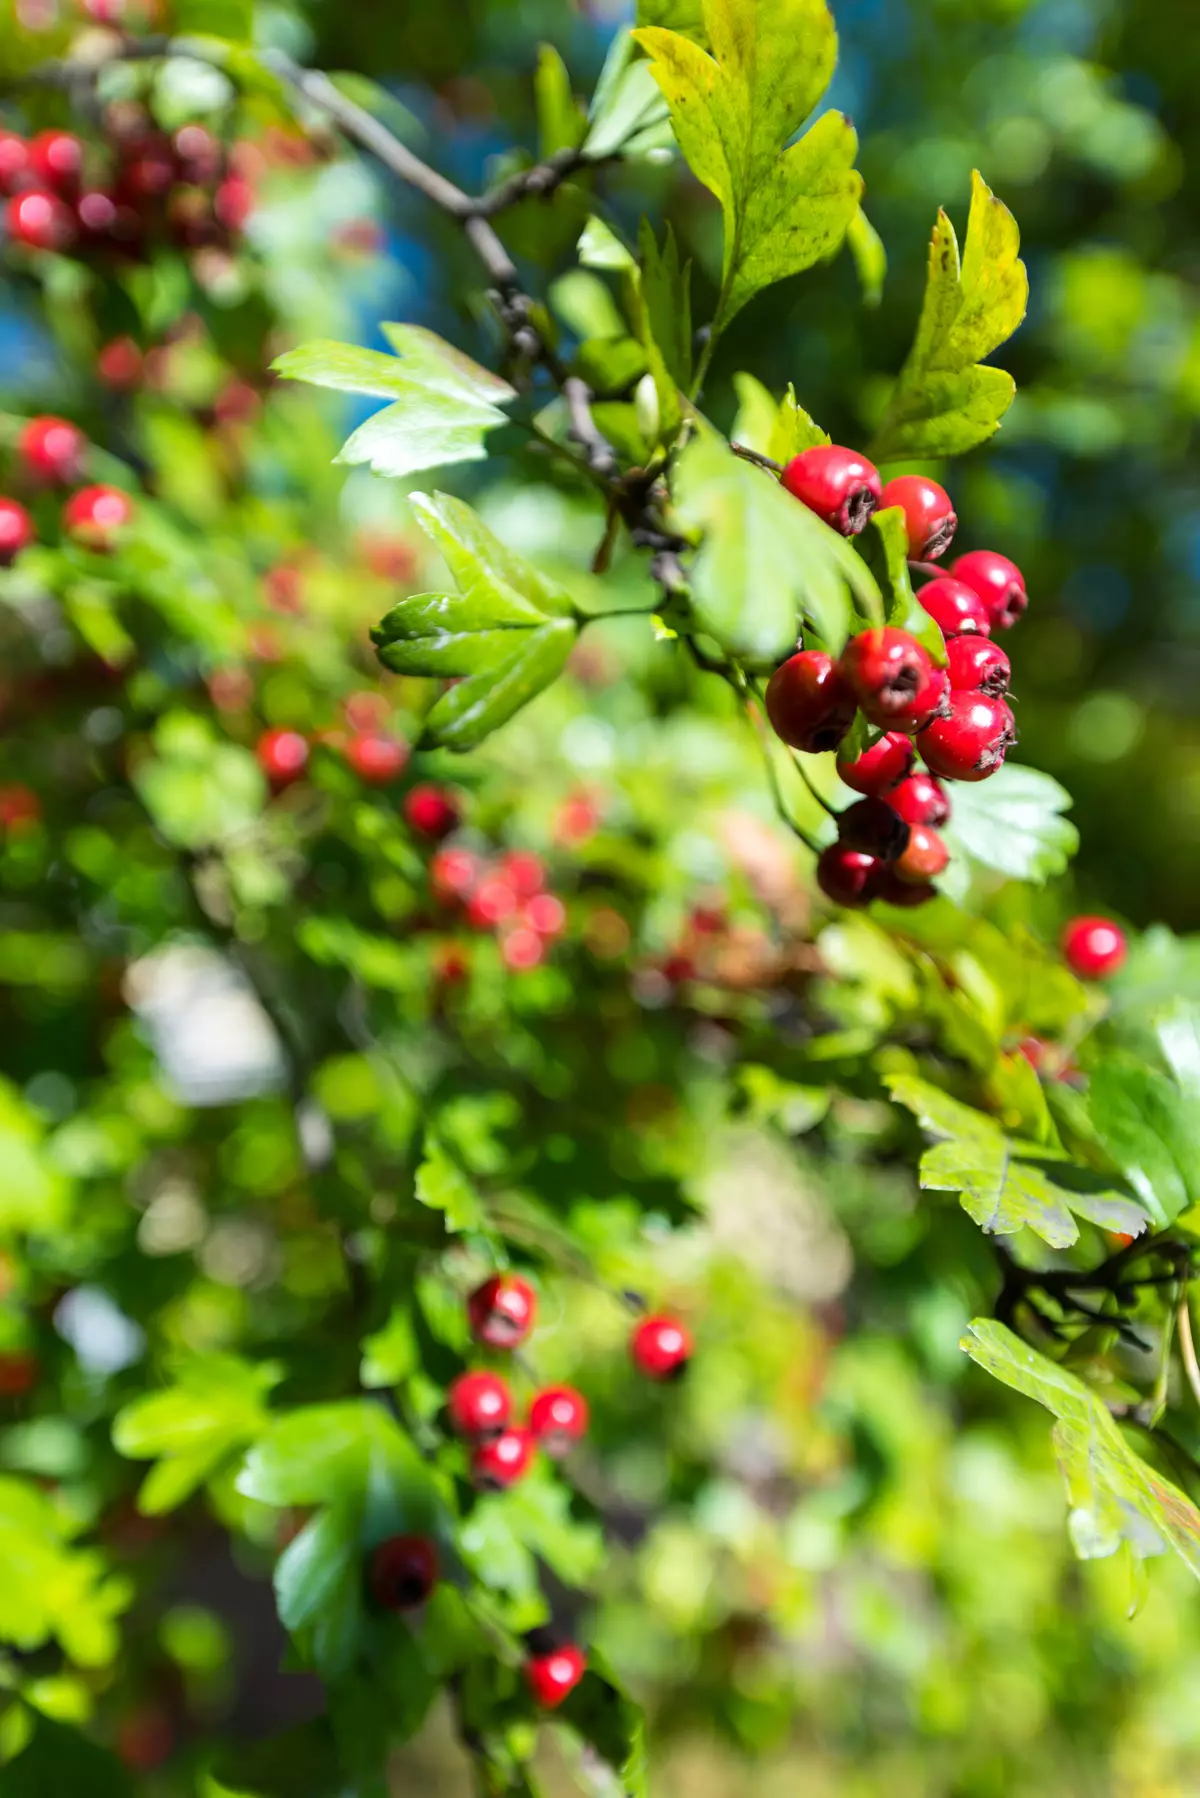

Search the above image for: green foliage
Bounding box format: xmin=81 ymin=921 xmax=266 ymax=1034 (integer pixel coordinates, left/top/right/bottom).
xmin=112 ymin=1356 xmax=281 ymax=1514
xmin=0 ymin=1478 xmax=130 ymax=1669
xmin=944 ymin=763 xmax=1080 ymax=886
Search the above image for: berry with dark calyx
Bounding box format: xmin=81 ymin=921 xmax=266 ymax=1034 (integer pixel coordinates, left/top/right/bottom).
xmin=631 ymin=1313 xmax=692 ymax=1380
xmin=837 ymin=730 xmax=914 ymax=796
xmin=448 ymin=1370 xmax=512 ymax=1440
xmin=0 ymin=132 xmax=29 ymax=195
xmin=529 ymin=1386 xmax=589 ymax=1458
xmin=368 ymin=1534 xmax=438 ymax=1610
xmin=256 ymin=727 xmax=309 ymax=787
xmin=0 ymin=498 xmax=34 ymax=565
xmin=1062 ymin=916 xmax=1127 ymax=981
xmin=526 ymin=1644 xmax=587 ymax=1708
xmin=893 ymin=824 xmax=949 ymax=883
xmin=875 ymin=868 xmax=937 ymax=908
xmin=917 ymin=576 xmax=991 ymax=638
xmin=888 ymin=664 xmax=951 ymax=735
xmin=20 ymin=415 xmax=85 ymax=486
xmin=471 ymin=1425 xmax=535 ymax=1490
xmin=817 ymin=844 xmax=880 ymax=907
xmin=880 ymin=475 xmax=957 ymax=560
xmin=765 ymin=650 xmax=857 ymax=753
xmin=840 ymin=628 xmax=934 ymax=728
xmin=7 ymin=189 xmax=76 ymax=252
xmin=918 ymin=694 xmax=1016 ymax=782
xmin=945 ymin=634 xmax=1011 ymax=696
xmin=837 ymin=797 xmax=910 ymax=863
xmin=404 ymin=782 xmax=460 ymax=839
xmin=27 ymin=131 xmax=84 ymax=197
xmin=889 ymin=771 xmax=950 ymax=828
xmin=345 ymin=732 xmax=408 ymax=783
xmin=467 ymin=1273 xmax=536 ymax=1348
xmin=62 ymin=484 xmax=133 ymax=551
xmin=781 ymin=445 xmax=883 ymax=536
xmin=952 ymin=550 xmax=1028 ymax=631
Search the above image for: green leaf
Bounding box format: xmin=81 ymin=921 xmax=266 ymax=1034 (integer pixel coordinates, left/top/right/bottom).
xmin=860 ymin=507 xmax=946 ymax=662
xmin=274 ymin=1504 xmax=362 ymax=1677
xmin=636 ymin=0 xmax=707 ymax=37
xmin=0 ymin=1080 xmax=69 ymax=1236
xmin=636 ymin=219 xmax=692 ymax=393
xmin=535 ymin=45 xmax=586 ymax=156
xmin=871 ymin=170 xmax=1028 ymax=461
xmin=634 ymin=0 xmax=862 ymax=331
xmin=112 ymin=1355 xmax=280 ymax=1515
xmin=1087 ymin=1059 xmax=1200 ymax=1228
xmin=962 ymin=1320 xmax=1200 ymax=1580
xmin=5 ymin=1717 xmax=133 ymax=1798
xmin=0 ymin=1477 xmax=130 ymax=1669
xmin=943 ymin=763 xmax=1079 ymax=885
xmin=273 ymin=327 xmax=516 ymax=481
xmin=847 ymin=205 xmax=886 ymax=307
xmin=216 ymin=1720 xmax=345 ymax=1798
xmin=414 ymin=1135 xmax=486 ymax=1233
xmin=578 ymin=214 xmax=637 ymax=273
xmin=371 ymin=493 xmax=580 ymax=750
xmin=585 ymin=29 xmax=673 ymax=160
xmin=732 ymin=374 xmax=829 ymax=465
xmin=170 ymin=0 xmax=250 ymax=34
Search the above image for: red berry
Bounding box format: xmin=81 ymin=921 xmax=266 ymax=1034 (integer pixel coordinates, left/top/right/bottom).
xmin=256 ymin=727 xmax=309 ymax=786
xmin=448 ymin=1370 xmax=512 ymax=1440
xmin=76 ymin=189 xmax=142 ymax=250
xmin=765 ymin=650 xmax=857 ymax=754
xmin=1062 ymin=916 xmax=1127 ymax=981
xmin=467 ymin=1274 xmax=536 ymax=1348
xmin=501 ymin=925 xmax=545 ymax=971
xmin=837 ymin=730 xmax=914 ymax=796
xmin=471 ymin=1425 xmax=535 ymax=1490
xmin=945 ymin=635 xmax=1011 ymax=696
xmin=0 ymin=497 xmax=34 ymax=565
xmin=498 ymin=850 xmax=545 ymax=900
xmin=888 ymin=772 xmax=950 ymax=828
xmin=631 ymin=1313 xmax=692 ymax=1379
xmin=781 ymin=445 xmax=882 ymax=536
xmin=20 ymin=415 xmax=85 ymax=486
xmin=838 ymin=797 xmax=910 ymax=863
xmin=0 ymin=1351 xmax=38 ymax=1396
xmin=525 ymin=1644 xmax=587 ymax=1708
xmin=0 ymin=132 xmax=29 ymax=196
xmin=817 ymin=844 xmax=880 ymax=906
xmin=893 ymin=824 xmax=949 ymax=883
xmin=345 ymin=733 xmax=408 ymax=783
xmin=529 ymin=1385 xmax=589 ymax=1457
xmin=880 ymin=474 xmax=957 ymax=560
xmin=918 ymin=694 xmax=1016 ymax=782
xmin=467 ymin=875 xmax=518 ymax=929
xmin=888 ymin=663 xmax=951 ymax=735
xmin=7 ymin=189 xmax=76 ymax=252
xmin=917 ymin=576 xmax=991 ymax=639
xmin=97 ymin=337 xmax=144 ymax=390
xmin=431 ymin=847 xmax=480 ymax=901
xmin=214 ymin=175 xmax=254 ymax=232
xmin=368 ymin=1534 xmax=438 ymax=1610
xmin=874 ymin=868 xmax=937 ymax=908
xmin=952 ymin=550 xmax=1028 ymax=631
xmin=173 ymin=124 xmax=222 ymax=185
xmin=118 ymin=149 xmax=175 ymax=202
xmin=840 ymin=628 xmax=934 ymax=728
xmin=27 ymin=131 xmax=83 ymax=197
xmin=62 ymin=484 xmax=133 ymax=550
xmin=404 ymin=783 xmax=460 ymax=839
xmin=524 ymin=893 xmax=566 ymax=939
xmin=0 ymin=786 xmax=40 ymax=832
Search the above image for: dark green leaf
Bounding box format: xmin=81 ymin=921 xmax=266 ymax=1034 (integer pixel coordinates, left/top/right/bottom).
xmin=216 ymin=1721 xmax=344 ymax=1798
xmin=5 ymin=1718 xmax=133 ymax=1798
xmin=637 ymin=219 xmax=692 ymax=392
xmin=415 ymin=1135 xmax=486 ymax=1233
xmin=847 ymin=205 xmax=886 ymax=306
xmin=535 ymin=46 xmax=586 ymax=156
xmin=1088 ymin=1059 xmax=1200 ymax=1228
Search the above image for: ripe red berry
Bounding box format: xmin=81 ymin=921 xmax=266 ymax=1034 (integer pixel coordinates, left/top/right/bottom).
xmin=0 ymin=498 xmax=34 ymax=565
xmin=837 ymin=731 xmax=914 ymax=796
xmin=893 ymin=824 xmax=949 ymax=883
xmin=817 ymin=844 xmax=880 ymax=906
xmin=27 ymin=131 xmax=84 ymax=197
xmin=917 ymin=576 xmax=991 ymax=638
xmin=448 ymin=1370 xmax=512 ymax=1440
xmin=880 ymin=475 xmax=957 ymax=561
xmin=525 ymin=1644 xmax=587 ymax=1708
xmin=214 ymin=175 xmax=254 ymax=232
xmin=781 ymin=445 xmax=882 ymax=536
xmin=945 ymin=635 xmax=1011 ymax=696
xmin=874 ymin=868 xmax=936 ymax=908
xmin=1062 ymin=916 xmax=1127 ymax=980
xmin=345 ymin=733 xmax=408 ymax=783
xmin=19 ymin=415 xmax=85 ymax=486
xmin=173 ymin=124 xmax=222 ymax=185
xmin=840 ymin=628 xmax=934 ymax=728
xmin=951 ymin=550 xmax=1028 ymax=631
xmin=0 ymin=786 xmax=40 ymax=832
xmin=7 ymin=188 xmax=76 ymax=252
xmin=256 ymin=727 xmax=309 ymax=786
xmin=467 ymin=875 xmax=518 ymax=929
xmin=0 ymin=132 xmax=29 ymax=196
xmin=631 ymin=1313 xmax=692 ymax=1379
xmin=918 ymin=694 xmax=1016 ymax=782
xmin=467 ymin=1274 xmax=536 ymax=1348
xmin=888 ymin=663 xmax=951 ymax=735
xmin=529 ymin=1386 xmax=589 ymax=1457
xmin=837 ymin=797 xmax=910 ymax=863
xmin=62 ymin=484 xmax=133 ymax=550
xmin=501 ymin=924 xmax=545 ymax=971
xmin=404 ymin=783 xmax=460 ymax=839
xmin=0 ymin=1350 xmax=38 ymax=1396
xmin=523 ymin=893 xmax=566 ymax=939
xmin=97 ymin=337 xmax=144 ymax=390
xmin=888 ymin=771 xmax=950 ymax=828
xmin=76 ymin=189 xmax=142 ymax=250
xmin=431 ymin=846 xmax=480 ymax=901
xmin=498 ymin=850 xmax=545 ymax=900
xmin=368 ymin=1534 xmax=438 ymax=1610
xmin=765 ymin=650 xmax=857 ymax=754
xmin=471 ymin=1425 xmax=535 ymax=1490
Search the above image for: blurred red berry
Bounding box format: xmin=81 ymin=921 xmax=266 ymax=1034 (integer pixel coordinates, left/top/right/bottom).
xmin=0 ymin=1351 xmax=38 ymax=1396
xmin=0 ymin=497 xmax=34 ymax=564
xmin=837 ymin=731 xmax=914 ymax=796
xmin=7 ymin=187 xmax=76 ymax=251
xmin=115 ymin=1708 xmax=173 ymax=1773
xmin=631 ymin=1313 xmax=692 ymax=1379
xmin=817 ymin=844 xmax=880 ymax=907
xmin=404 ymin=783 xmax=460 ymax=839
xmin=525 ymin=1644 xmax=587 ymax=1708
xmin=0 ymin=132 xmax=29 ymax=196
xmin=0 ymin=786 xmax=40 ymax=832
xmin=97 ymin=336 xmax=144 ymax=389
xmin=468 ymin=875 xmax=519 ymax=928
xmin=368 ymin=1534 xmax=438 ymax=1610
xmin=448 ymin=1370 xmax=511 ymax=1440
xmin=555 ymin=792 xmax=599 ymax=845
xmin=256 ymin=727 xmax=309 ymax=787
xmin=62 ymin=484 xmax=133 ymax=550
xmin=468 ymin=1274 xmax=536 ymax=1348
xmin=1062 ymin=916 xmax=1127 ymax=980
xmin=502 ymin=925 xmax=545 ymax=970
xmin=27 ymin=130 xmax=84 ymax=197
xmin=345 ymin=733 xmax=408 ymax=783
xmin=431 ymin=847 xmax=480 ymax=901
xmin=214 ymin=175 xmax=253 ymax=231
xmin=207 ymin=667 xmax=254 ymax=712
xmin=529 ymin=1385 xmax=589 ymax=1457
xmin=471 ymin=1425 xmax=535 ymax=1490
xmin=524 ymin=893 xmax=566 ymax=939
xmin=20 ymin=415 xmax=85 ymax=485
xmin=893 ymin=823 xmax=949 ymax=883
xmin=888 ymin=772 xmax=950 ymax=828
xmin=499 ymin=850 xmax=545 ymax=899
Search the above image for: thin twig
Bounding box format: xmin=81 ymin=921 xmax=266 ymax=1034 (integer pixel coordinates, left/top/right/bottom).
xmin=562 ymin=375 xmax=617 ymax=475
xmin=730 ymin=441 xmax=783 ymax=475
xmin=1178 ymin=1287 xmax=1200 ymax=1416
xmin=468 ymin=146 xmax=617 ymax=216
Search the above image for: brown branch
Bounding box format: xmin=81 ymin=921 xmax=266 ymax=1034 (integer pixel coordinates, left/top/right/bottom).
xmin=730 ymin=441 xmax=782 ymax=475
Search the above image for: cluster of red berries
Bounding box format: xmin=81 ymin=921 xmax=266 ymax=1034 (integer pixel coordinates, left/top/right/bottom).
xmin=430 ymin=844 xmax=568 ymax=973
xmin=0 ymin=414 xmax=133 ymax=564
xmin=255 ymin=722 xmax=416 ymax=792
xmin=769 ymin=450 xmax=1028 ymax=907
xmin=1 ymin=115 xmax=251 ymax=259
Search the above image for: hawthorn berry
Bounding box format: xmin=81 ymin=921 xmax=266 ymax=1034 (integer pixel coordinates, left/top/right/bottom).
xmin=893 ymin=824 xmax=949 ymax=883
xmin=97 ymin=337 xmax=144 ymax=390
xmin=0 ymin=785 xmax=41 ymax=832
xmin=917 ymin=694 xmax=1016 ymax=782
xmin=888 ymin=771 xmax=950 ymax=828
xmin=0 ymin=498 xmax=34 ymax=565
xmin=471 ymin=1425 xmax=535 ymax=1490
xmin=467 ymin=1273 xmax=537 ymax=1348
xmin=837 ymin=730 xmax=914 ymax=796
xmin=837 ymin=797 xmax=910 ymax=863
xmin=1062 ymin=916 xmax=1127 ymax=980
xmin=498 ymin=850 xmax=546 ymax=900
xmin=345 ymin=732 xmax=408 ymax=783
xmin=0 ymin=131 xmax=29 ymax=195
xmin=765 ymin=650 xmax=857 ymax=753
xmin=887 ymin=663 xmax=951 ymax=735
xmin=880 ymin=475 xmax=957 ymax=560
xmin=19 ymin=415 xmax=85 ymax=486
xmin=26 ymin=131 xmax=84 ymax=197
xmin=368 ymin=1534 xmax=438 ymax=1610
xmin=945 ymin=634 xmax=1011 ymax=696
xmin=525 ymin=1644 xmax=587 ymax=1708
xmin=173 ymin=124 xmax=222 ymax=185
xmin=951 ymin=550 xmax=1028 ymax=631
xmin=631 ymin=1313 xmax=692 ymax=1379
xmin=529 ymin=1385 xmax=589 ymax=1457
xmin=467 ymin=874 xmax=519 ymax=929
xmin=840 ymin=628 xmax=934 ymax=728
xmin=874 ymin=868 xmax=936 ymax=908
xmin=524 ymin=892 xmax=566 ymax=939
xmin=0 ymin=1351 xmax=38 ymax=1396
xmin=501 ymin=925 xmax=545 ymax=971
xmin=7 ymin=188 xmax=76 ymax=252
xmin=214 ymin=175 xmax=254 ymax=232
xmin=62 ymin=484 xmax=134 ymax=550
xmin=404 ymin=783 xmax=460 ymax=839
xmin=781 ymin=445 xmax=882 ymax=536
xmin=817 ymin=844 xmax=879 ymax=907
xmin=256 ymin=727 xmax=309 ymax=786
xmin=430 ymin=846 xmax=480 ymax=901
xmin=917 ymin=576 xmax=991 ymax=638
xmin=448 ymin=1369 xmax=512 ymax=1440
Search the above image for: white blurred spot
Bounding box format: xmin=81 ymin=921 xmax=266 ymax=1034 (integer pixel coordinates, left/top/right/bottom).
xmin=124 ymin=946 xmax=286 ymax=1106
xmin=55 ymin=1286 xmax=144 ymax=1374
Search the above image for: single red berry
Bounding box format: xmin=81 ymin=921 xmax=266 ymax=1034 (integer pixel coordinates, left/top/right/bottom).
xmin=880 ymin=474 xmax=957 ymax=560
xmin=118 ymin=148 xmax=176 ymax=202
xmin=404 ymin=783 xmax=460 ymax=839
xmin=173 ymin=124 xmax=222 ymax=185
xmin=781 ymin=445 xmax=882 ymax=536
xmin=0 ymin=1351 xmax=38 ymax=1396
xmin=467 ymin=1274 xmax=536 ymax=1348
xmin=115 ymin=1708 xmax=173 ymax=1772
xmin=97 ymin=336 xmax=144 ymax=389
xmin=918 ymin=694 xmax=1016 ymax=782
xmin=1017 ymin=1036 xmax=1048 ymax=1071
xmin=501 ymin=925 xmax=545 ymax=971
xmin=19 ymin=415 xmax=86 ymax=486
xmin=917 ymin=576 xmax=991 ymax=639
xmin=0 ymin=785 xmax=41 ymax=832
xmin=837 ymin=797 xmax=910 ymax=863
xmin=817 ymin=844 xmax=880 ymax=906
xmin=840 ymin=628 xmax=934 ymax=728
xmin=765 ymin=650 xmax=857 ymax=754
xmin=256 ymin=727 xmax=309 ymax=786
xmin=27 ymin=131 xmax=84 ymax=197
xmin=0 ymin=497 xmax=34 ymax=565
xmin=345 ymin=733 xmax=408 ymax=783
xmin=524 ymin=893 xmax=566 ymax=939
xmin=76 ymin=189 xmax=142 ymax=251
xmin=525 ymin=1644 xmax=587 ymax=1708
xmin=448 ymin=1370 xmax=512 ymax=1440
xmin=62 ymin=484 xmax=133 ymax=550
xmin=0 ymin=132 xmax=29 ymax=196
xmin=7 ymin=188 xmax=76 ymax=252
xmin=887 ymin=663 xmax=952 ymax=735
xmin=945 ymin=635 xmax=1011 ymax=696
xmin=631 ymin=1313 xmax=692 ymax=1380
xmin=368 ymin=1534 xmax=438 ymax=1610
xmin=952 ymin=550 xmax=1028 ymax=631
xmin=893 ymin=824 xmax=949 ymax=883
xmin=431 ymin=846 xmax=481 ymax=901
xmin=888 ymin=772 xmax=950 ymax=828
xmin=529 ymin=1386 xmax=589 ymax=1457
xmin=471 ymin=1425 xmax=535 ymax=1490
xmin=498 ymin=850 xmax=545 ymax=900
xmin=214 ymin=175 xmax=254 ymax=232
xmin=837 ymin=730 xmax=914 ymax=796
xmin=467 ymin=875 xmax=519 ymax=929
xmin=1062 ymin=916 xmax=1127 ymax=981
xmin=874 ymin=868 xmax=937 ymax=908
